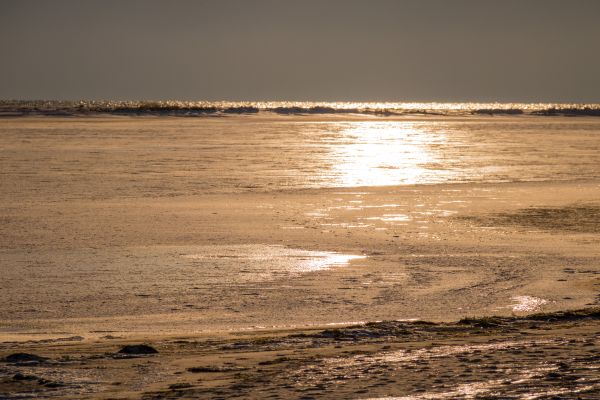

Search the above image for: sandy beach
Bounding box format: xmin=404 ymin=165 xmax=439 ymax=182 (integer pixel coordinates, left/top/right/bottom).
xmin=3 ymin=0 xmax=600 ymax=397
xmin=1 ymin=309 xmax=599 ymax=399
xmin=1 ymin=115 xmax=599 ymax=398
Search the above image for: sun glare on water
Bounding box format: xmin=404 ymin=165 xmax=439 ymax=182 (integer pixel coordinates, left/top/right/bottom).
xmin=328 ymin=121 xmax=453 ymax=187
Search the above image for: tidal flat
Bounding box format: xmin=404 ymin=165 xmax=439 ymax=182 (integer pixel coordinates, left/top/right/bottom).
xmin=1 ymin=115 xmax=599 ymax=398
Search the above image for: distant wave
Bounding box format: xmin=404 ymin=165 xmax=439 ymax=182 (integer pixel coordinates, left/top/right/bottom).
xmin=1 ymin=100 xmax=600 ymax=117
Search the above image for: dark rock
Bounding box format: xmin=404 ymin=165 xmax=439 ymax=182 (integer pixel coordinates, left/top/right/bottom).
xmin=258 ymin=357 xmax=291 ymax=365
xmin=117 ymin=344 xmax=158 ymax=355
xmin=41 ymin=380 xmax=65 ymax=388
xmin=4 ymin=353 xmax=48 ymax=363
xmin=13 ymin=372 xmax=39 ymax=381
xmin=546 ymin=371 xmax=562 ymax=380
xmin=169 ymin=382 xmax=193 ymax=390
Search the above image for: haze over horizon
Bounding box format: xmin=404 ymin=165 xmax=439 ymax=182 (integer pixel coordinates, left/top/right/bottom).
xmin=1 ymin=0 xmax=599 ymax=102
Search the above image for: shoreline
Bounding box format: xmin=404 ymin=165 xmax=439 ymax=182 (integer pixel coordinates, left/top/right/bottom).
xmin=2 ymin=308 xmax=599 ymax=399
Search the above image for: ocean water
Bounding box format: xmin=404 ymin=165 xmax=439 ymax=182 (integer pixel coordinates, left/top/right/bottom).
xmin=2 ymin=100 xmax=600 ymax=117
xmin=1 ymin=113 xmax=599 ymax=201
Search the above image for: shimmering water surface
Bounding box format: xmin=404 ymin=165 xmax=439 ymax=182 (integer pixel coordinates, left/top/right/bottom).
xmin=2 ymin=100 xmax=600 ymax=117
xmin=0 ymin=245 xmax=364 ymax=322
xmin=2 ymin=116 xmax=599 ymax=201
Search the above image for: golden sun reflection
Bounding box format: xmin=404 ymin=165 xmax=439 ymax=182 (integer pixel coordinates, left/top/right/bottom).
xmin=329 ymin=121 xmax=451 ymax=187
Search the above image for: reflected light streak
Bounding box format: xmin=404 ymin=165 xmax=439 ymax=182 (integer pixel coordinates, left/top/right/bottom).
xmin=328 ymin=122 xmax=453 ymax=187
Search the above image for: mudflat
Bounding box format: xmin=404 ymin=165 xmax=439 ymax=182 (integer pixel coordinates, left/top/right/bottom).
xmin=1 ymin=116 xmax=599 ymax=398
xmin=1 ymin=180 xmax=600 ymax=337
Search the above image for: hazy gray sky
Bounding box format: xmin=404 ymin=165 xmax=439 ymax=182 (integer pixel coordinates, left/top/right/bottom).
xmin=1 ymin=0 xmax=599 ymax=102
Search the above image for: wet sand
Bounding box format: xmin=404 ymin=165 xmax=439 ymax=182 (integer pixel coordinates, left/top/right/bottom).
xmin=2 ymin=179 xmax=599 ymax=338
xmin=1 ymin=116 xmax=600 ymax=398
xmin=1 ymin=310 xmax=599 ymax=399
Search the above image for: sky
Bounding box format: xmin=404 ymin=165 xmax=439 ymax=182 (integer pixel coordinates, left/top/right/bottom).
xmin=1 ymin=0 xmax=599 ymax=102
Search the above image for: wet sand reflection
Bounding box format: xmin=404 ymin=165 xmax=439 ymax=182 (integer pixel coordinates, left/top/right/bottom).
xmin=328 ymin=121 xmax=455 ymax=187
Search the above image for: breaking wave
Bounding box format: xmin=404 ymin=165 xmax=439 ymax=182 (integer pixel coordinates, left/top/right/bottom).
xmin=1 ymin=100 xmax=600 ymax=117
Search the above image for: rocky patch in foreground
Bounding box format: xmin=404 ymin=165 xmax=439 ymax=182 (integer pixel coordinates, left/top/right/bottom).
xmin=117 ymin=344 xmax=159 ymax=355
xmin=1 ymin=308 xmax=599 ymax=399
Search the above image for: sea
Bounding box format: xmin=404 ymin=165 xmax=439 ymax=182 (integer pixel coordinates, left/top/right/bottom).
xmin=2 ymin=100 xmax=600 ymax=117
xmin=1 ymin=101 xmax=599 ymax=201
